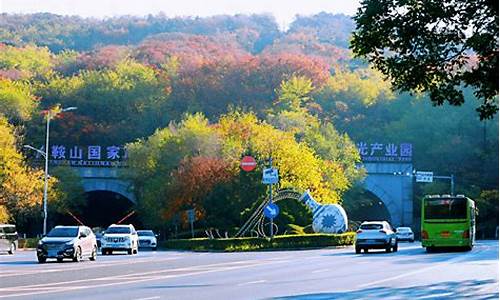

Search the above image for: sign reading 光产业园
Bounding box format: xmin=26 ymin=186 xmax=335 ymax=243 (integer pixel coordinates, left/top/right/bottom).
xmin=356 ymin=142 xmax=412 ymax=162
xmin=31 ymin=145 xmax=128 ymax=167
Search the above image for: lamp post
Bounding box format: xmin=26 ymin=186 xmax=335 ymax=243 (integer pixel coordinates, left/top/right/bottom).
xmin=24 ymin=106 xmax=77 ymax=235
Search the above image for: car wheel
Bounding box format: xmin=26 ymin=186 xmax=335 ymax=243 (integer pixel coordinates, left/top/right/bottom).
xmin=152 ymin=247 xmax=157 ymax=251
xmin=393 ymin=243 xmax=398 ymax=252
xmin=57 ymin=258 xmax=64 ymax=263
xmin=127 ymin=248 xmax=133 ymax=255
xmin=410 ymin=239 xmax=414 ymax=243
xmin=101 ymin=249 xmax=107 ymax=255
xmin=363 ymin=248 xmax=369 ymax=253
xmin=8 ymin=242 xmax=16 ymax=255
xmin=37 ymin=256 xmax=46 ymax=263
xmin=89 ymin=246 xmax=97 ymax=261
xmin=355 ymin=246 xmax=361 ymax=254
xmin=72 ymin=247 xmax=81 ymax=262
xmin=385 ymin=245 xmax=392 ymax=253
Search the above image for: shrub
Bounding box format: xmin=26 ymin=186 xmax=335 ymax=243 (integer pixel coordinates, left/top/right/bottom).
xmin=160 ymin=232 xmax=355 ymax=252
xmin=18 ymin=238 xmax=39 ymax=248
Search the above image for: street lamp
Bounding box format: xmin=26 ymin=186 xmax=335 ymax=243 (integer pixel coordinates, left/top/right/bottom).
xmin=25 ymin=106 xmax=77 ymax=235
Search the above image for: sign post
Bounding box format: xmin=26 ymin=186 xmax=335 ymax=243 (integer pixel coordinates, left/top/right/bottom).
xmin=187 ymin=209 xmax=195 ymax=238
xmin=414 ymin=171 xmax=456 ymax=195
xmin=262 ymin=157 xmax=279 ymax=238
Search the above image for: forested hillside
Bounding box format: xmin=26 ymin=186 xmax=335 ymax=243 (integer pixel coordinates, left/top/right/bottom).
xmin=0 ymin=12 xmax=497 ymax=236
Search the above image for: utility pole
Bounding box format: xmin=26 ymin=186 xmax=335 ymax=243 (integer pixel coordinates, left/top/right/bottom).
xmin=25 ymin=106 xmax=77 ymax=235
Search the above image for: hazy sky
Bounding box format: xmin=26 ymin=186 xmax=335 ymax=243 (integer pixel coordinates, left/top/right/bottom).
xmin=1 ymin=0 xmax=360 ymax=28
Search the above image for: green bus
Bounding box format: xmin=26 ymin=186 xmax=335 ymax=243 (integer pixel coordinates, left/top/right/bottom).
xmin=421 ymin=194 xmax=476 ymax=252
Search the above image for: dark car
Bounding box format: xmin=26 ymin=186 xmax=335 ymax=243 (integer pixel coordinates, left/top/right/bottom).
xmin=36 ymin=225 xmax=97 ymax=263
xmin=95 ymin=232 xmax=103 ymax=248
xmin=0 ymin=224 xmax=18 ymax=254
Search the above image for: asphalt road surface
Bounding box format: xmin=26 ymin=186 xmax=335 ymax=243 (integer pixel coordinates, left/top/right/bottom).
xmin=0 ymin=241 xmax=498 ymax=300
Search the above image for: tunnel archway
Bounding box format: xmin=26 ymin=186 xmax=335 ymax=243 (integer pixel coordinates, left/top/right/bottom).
xmin=342 ymin=187 xmax=391 ymax=226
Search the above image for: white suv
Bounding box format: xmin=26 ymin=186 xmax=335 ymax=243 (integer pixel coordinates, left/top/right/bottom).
xmin=355 ymin=221 xmax=398 ymax=254
xmin=101 ymin=224 xmax=139 ymax=255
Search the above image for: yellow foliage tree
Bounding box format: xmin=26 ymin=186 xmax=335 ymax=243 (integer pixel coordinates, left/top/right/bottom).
xmin=0 ymin=117 xmax=46 ymax=223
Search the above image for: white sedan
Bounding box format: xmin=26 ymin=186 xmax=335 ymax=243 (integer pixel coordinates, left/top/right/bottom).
xmin=137 ymin=230 xmax=158 ymax=250
xmin=396 ymin=227 xmax=415 ymax=242
xmin=355 ymin=221 xmax=398 ymax=253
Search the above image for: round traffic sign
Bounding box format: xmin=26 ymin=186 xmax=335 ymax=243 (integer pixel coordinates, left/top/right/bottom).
xmin=240 ymin=156 xmax=257 ymax=172
xmin=263 ymin=203 xmax=280 ymax=219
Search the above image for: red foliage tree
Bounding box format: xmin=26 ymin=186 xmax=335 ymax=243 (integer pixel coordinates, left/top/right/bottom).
xmin=164 ymin=156 xmax=234 ymax=221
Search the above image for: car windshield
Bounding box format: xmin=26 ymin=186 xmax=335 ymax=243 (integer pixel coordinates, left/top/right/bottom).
xmin=360 ymin=224 xmax=383 ymax=230
xmin=106 ymin=227 xmax=131 ymax=234
xmin=424 ymin=198 xmax=467 ymax=219
xmin=137 ymin=231 xmax=154 ymax=236
xmin=47 ymin=227 xmax=79 ymax=237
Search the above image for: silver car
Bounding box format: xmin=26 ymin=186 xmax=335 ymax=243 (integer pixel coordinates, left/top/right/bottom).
xmin=137 ymin=230 xmax=158 ymax=250
xmin=36 ymin=226 xmax=97 ymax=263
xmin=396 ymin=227 xmax=415 ymax=242
xmin=355 ymin=221 xmax=398 ymax=253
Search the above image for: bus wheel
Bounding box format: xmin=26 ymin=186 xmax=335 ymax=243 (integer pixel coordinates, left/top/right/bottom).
xmin=464 ymin=246 xmax=472 ymax=251
xmin=426 ymin=247 xmax=434 ymax=253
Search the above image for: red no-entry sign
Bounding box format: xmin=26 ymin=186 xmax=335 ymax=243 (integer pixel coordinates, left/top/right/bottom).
xmin=240 ymin=156 xmax=257 ymax=172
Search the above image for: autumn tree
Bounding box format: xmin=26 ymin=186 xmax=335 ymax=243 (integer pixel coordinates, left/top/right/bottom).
xmin=0 ymin=117 xmax=44 ymax=224
xmin=351 ymin=0 xmax=499 ymax=119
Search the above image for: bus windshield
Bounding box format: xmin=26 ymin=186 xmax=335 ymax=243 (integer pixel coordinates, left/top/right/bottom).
xmin=424 ymin=198 xmax=467 ymax=220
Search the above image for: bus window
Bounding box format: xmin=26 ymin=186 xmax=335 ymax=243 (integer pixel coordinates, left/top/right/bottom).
xmin=424 ymin=198 xmax=467 ymax=219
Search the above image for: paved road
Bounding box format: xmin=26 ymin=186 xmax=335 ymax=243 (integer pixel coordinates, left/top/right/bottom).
xmin=0 ymin=241 xmax=498 ymax=300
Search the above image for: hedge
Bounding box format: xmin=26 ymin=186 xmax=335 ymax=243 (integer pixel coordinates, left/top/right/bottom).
xmin=160 ymin=232 xmax=355 ymax=252
xmin=18 ymin=238 xmax=39 ymax=248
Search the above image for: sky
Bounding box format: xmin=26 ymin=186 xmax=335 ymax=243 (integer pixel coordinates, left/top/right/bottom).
xmin=0 ymin=0 xmax=360 ymax=29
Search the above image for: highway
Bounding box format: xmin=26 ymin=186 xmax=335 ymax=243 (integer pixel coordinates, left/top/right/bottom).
xmin=0 ymin=241 xmax=498 ymax=300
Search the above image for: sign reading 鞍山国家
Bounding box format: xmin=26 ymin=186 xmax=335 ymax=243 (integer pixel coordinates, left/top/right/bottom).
xmin=356 ymin=142 xmax=412 ymax=162
xmin=32 ymin=145 xmax=128 ymax=167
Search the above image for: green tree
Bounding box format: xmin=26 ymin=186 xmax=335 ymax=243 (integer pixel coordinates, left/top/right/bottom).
xmin=351 ymin=0 xmax=498 ymax=119
xmin=49 ymin=166 xmax=87 ymax=215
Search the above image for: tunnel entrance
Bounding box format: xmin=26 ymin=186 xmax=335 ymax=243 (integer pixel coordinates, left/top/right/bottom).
xmin=80 ymin=191 xmax=141 ymax=229
xmin=50 ymin=191 xmax=137 ymax=229
xmin=342 ymin=186 xmax=391 ymax=226
xmin=50 ymin=191 xmax=142 ymax=232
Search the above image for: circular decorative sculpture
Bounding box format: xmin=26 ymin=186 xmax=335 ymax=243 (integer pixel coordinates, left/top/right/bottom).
xmin=299 ymin=190 xmax=348 ymax=233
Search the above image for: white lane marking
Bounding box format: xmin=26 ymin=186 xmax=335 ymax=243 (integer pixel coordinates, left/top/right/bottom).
xmin=311 ymin=268 xmax=329 ymax=274
xmin=0 ymin=256 xmax=182 ymax=278
xmin=0 ymin=257 xmax=292 ymax=297
xmin=358 ymin=248 xmax=481 ymax=288
xmin=0 ymin=258 xmax=291 ymax=298
xmin=237 ymin=280 xmax=266 ymax=286
xmin=133 ymin=297 xmax=160 ymax=300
